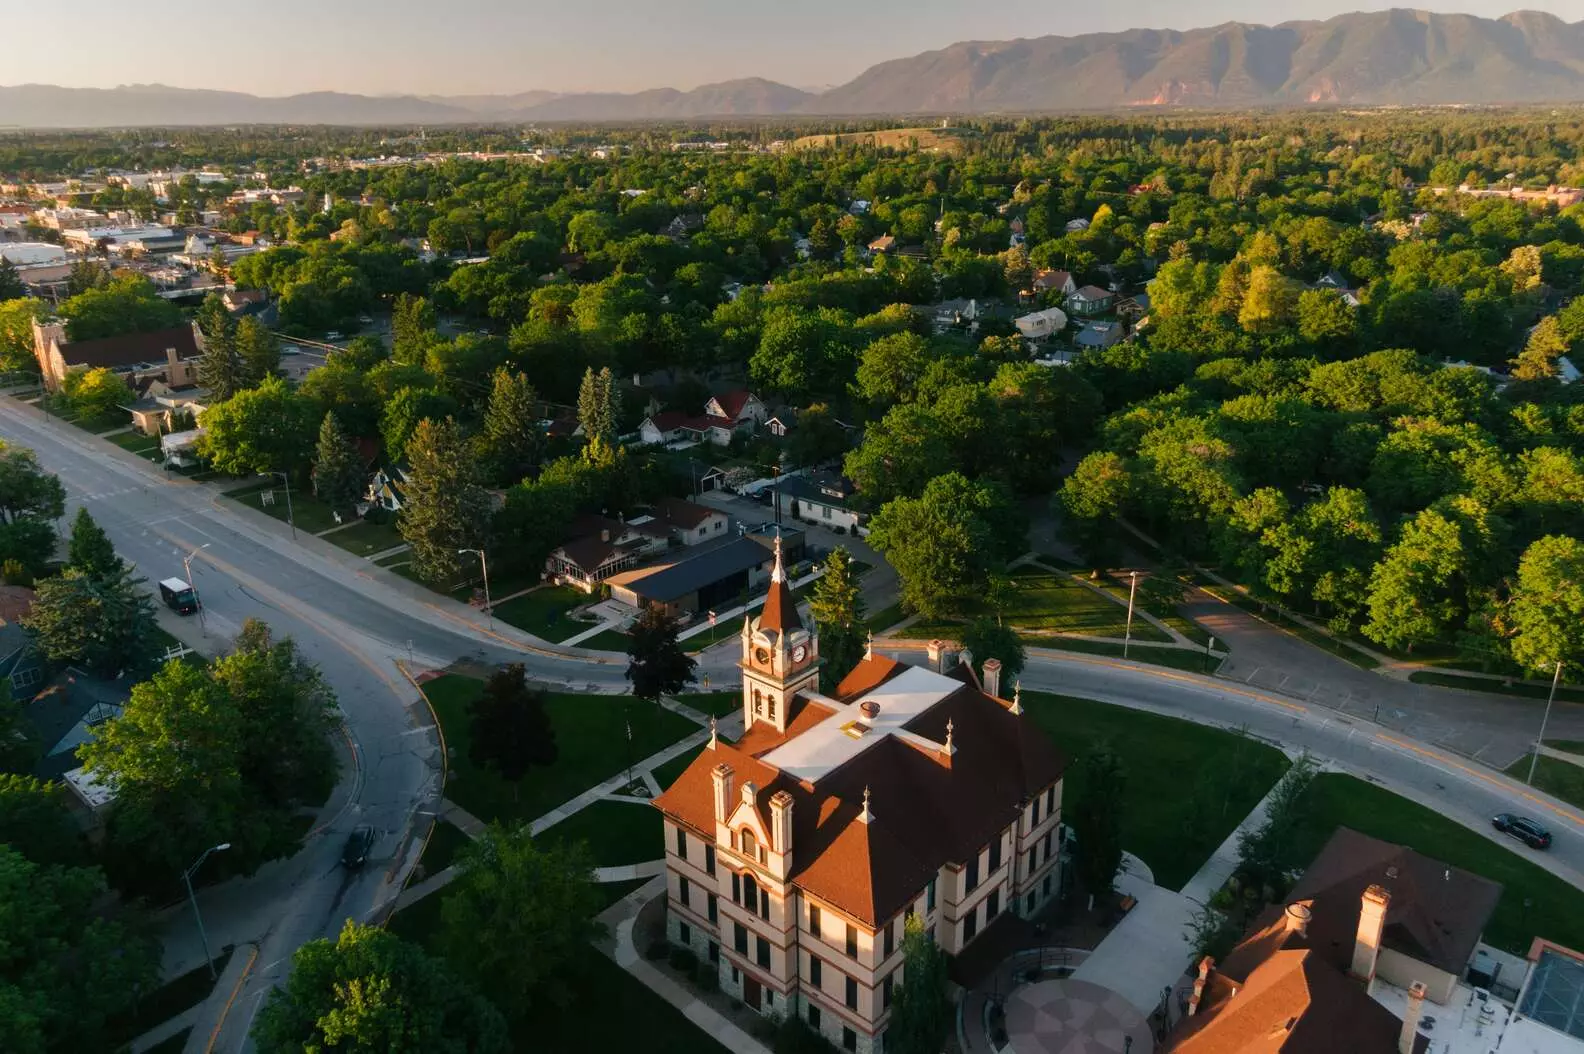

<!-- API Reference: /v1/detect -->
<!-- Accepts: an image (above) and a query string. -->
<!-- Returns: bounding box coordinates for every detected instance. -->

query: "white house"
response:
[704,389,767,428]
[774,473,864,533]
[1015,307,1069,341]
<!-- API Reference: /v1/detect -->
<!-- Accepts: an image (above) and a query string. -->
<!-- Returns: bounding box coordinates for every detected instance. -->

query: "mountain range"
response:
[12,9,1584,127]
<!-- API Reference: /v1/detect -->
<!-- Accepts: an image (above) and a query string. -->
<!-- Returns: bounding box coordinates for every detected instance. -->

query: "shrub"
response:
[669,946,699,974]
[697,962,719,991]
[645,938,670,960]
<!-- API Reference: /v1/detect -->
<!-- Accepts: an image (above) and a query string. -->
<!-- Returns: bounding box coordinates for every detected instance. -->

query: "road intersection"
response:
[3,393,1584,1050]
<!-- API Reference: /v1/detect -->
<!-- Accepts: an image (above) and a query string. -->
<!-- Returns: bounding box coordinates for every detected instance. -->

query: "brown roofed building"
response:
[1164,826,1502,1054]
[32,318,203,392]
[653,541,1068,1053]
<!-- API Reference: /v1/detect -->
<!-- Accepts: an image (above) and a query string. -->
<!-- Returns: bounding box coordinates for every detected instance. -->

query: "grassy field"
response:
[322,519,404,557]
[579,628,633,652]
[1088,570,1216,647]
[792,126,971,153]
[419,819,474,875]
[1024,691,1290,890]
[1283,773,1584,954]
[224,480,340,534]
[1502,754,1584,811]
[108,430,162,461]
[1410,670,1584,703]
[422,674,698,827]
[867,600,908,633]
[902,571,1172,644]
[489,586,593,643]
[679,691,739,718]
[541,800,663,867]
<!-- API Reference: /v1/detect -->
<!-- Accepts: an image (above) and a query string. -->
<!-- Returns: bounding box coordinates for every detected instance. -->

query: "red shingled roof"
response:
[757,539,801,634]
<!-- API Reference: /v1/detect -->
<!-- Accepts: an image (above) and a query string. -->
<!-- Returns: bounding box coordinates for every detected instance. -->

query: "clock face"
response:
[792,644,807,662]
[755,648,770,665]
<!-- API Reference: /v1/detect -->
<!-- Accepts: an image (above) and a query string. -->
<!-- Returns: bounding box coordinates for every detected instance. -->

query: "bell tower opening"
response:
[740,534,819,734]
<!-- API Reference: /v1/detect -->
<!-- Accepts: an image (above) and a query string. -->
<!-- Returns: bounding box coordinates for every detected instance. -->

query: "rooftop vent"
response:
[860,700,880,719]
[1386,866,1398,879]
[840,721,871,739]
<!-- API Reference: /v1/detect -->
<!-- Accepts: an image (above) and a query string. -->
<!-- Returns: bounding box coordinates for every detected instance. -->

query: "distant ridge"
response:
[11,10,1584,127]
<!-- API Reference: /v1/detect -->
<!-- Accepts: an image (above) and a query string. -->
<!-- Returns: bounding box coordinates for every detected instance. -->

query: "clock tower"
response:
[740,535,819,734]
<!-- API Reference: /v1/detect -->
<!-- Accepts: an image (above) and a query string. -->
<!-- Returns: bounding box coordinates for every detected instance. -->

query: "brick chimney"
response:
[1399,982,1427,1054]
[769,790,794,855]
[982,658,1002,698]
[926,639,956,672]
[1187,956,1214,1016]
[1284,902,1312,937]
[1350,884,1391,983]
[711,763,734,823]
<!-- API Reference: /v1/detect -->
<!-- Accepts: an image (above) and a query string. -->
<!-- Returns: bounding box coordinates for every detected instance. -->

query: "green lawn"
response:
[867,600,908,633]
[998,571,1171,641]
[322,519,405,557]
[541,800,664,867]
[1087,570,1216,647]
[1283,773,1584,955]
[225,480,341,535]
[420,819,474,875]
[579,628,633,652]
[1410,670,1584,704]
[1549,740,1584,755]
[1024,691,1289,890]
[108,430,160,454]
[1021,635,1225,674]
[490,586,594,643]
[423,674,699,827]
[678,691,739,718]
[1502,754,1584,811]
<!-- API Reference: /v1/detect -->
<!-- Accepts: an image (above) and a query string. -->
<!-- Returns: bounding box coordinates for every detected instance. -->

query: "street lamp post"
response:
[458,548,492,629]
[1124,570,1139,659]
[1527,661,1565,786]
[182,543,212,634]
[183,842,231,979]
[269,471,296,540]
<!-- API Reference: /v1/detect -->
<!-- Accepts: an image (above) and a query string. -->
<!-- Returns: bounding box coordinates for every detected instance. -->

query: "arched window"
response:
[752,690,763,715]
[741,828,758,860]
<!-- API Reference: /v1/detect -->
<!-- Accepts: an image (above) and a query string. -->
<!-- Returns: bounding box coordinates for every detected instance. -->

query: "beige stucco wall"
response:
[1377,947,1458,1005]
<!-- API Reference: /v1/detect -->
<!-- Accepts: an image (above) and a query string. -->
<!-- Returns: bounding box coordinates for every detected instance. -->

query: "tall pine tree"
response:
[478,367,544,485]
[311,412,365,517]
[66,507,124,581]
[195,293,241,400]
[576,366,618,449]
[237,316,281,386]
[809,546,867,692]
[398,418,490,585]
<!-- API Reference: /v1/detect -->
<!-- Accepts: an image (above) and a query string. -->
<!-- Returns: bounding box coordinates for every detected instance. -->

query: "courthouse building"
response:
[653,539,1069,1053]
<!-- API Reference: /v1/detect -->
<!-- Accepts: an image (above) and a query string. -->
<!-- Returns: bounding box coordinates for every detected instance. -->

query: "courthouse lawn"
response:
[1023,691,1290,891]
[490,586,590,642]
[422,674,698,826]
[541,799,664,867]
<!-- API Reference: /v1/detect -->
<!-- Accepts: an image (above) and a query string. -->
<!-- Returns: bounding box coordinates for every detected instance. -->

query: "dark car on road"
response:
[1492,813,1552,849]
[341,825,375,869]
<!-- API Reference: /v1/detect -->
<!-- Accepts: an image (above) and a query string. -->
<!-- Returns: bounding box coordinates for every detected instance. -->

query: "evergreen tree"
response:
[887,913,951,1054]
[237,315,282,385]
[311,412,365,517]
[478,367,544,485]
[467,663,558,793]
[625,607,697,703]
[809,546,866,692]
[576,365,618,448]
[0,257,23,302]
[195,293,241,400]
[391,293,437,365]
[398,418,490,585]
[66,506,124,581]
[1072,747,1126,900]
[23,566,157,677]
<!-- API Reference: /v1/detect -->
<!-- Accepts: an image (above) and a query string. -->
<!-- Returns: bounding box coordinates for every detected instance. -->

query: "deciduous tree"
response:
[868,473,1026,619]
[466,664,558,791]
[197,376,319,477]
[254,920,507,1054]
[1508,535,1584,675]
[60,365,127,422]
[886,912,951,1054]
[625,606,697,702]
[1072,746,1126,900]
[23,566,156,677]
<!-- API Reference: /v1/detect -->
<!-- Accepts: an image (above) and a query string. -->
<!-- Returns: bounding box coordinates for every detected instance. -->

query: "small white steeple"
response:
[865,629,874,660]
[709,716,718,749]
[859,785,874,824]
[770,533,785,583]
[1011,680,1023,716]
[944,718,957,756]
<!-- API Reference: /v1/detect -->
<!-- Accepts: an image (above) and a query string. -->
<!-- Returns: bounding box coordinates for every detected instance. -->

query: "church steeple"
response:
[758,535,801,633]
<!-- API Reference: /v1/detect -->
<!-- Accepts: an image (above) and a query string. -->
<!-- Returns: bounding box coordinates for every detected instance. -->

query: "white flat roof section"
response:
[760,664,958,782]
[1373,979,1518,1054]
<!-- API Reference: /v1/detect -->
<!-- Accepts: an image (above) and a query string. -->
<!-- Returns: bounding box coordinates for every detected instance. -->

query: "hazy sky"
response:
[11,0,1584,95]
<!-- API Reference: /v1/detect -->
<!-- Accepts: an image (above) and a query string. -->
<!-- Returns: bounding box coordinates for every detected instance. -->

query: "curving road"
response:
[3,395,1584,1049]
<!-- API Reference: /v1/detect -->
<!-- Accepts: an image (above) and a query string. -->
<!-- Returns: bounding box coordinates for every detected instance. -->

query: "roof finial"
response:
[859,785,873,824]
[709,716,718,748]
[944,718,957,756]
[770,532,785,584]
[866,629,874,660]
[1011,680,1023,716]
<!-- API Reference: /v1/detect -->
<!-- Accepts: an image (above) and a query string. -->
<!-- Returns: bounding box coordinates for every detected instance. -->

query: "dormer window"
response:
[741,828,757,858]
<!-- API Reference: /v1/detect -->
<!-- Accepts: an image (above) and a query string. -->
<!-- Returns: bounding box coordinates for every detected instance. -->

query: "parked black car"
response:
[341,825,375,868]
[1492,813,1553,849]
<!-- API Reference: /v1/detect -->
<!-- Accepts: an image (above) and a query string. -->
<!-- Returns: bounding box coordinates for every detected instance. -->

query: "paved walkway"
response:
[1070,869,1195,1019]
[128,1002,202,1054]
[1177,758,1296,905]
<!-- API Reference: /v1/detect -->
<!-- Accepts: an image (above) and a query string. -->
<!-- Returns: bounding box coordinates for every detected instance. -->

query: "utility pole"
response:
[270,471,296,539]
[1124,570,1139,659]
[182,543,211,633]
[459,548,492,629]
[1527,661,1565,787]
[183,843,231,979]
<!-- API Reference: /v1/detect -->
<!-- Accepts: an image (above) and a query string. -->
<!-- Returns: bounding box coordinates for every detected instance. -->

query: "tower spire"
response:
[1011,680,1023,716]
[944,718,957,756]
[709,716,718,748]
[757,532,801,632]
[859,785,874,824]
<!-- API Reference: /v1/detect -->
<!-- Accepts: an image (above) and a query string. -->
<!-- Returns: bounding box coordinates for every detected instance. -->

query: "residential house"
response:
[1014,307,1069,342]
[849,200,872,216]
[640,411,738,449]
[32,318,203,393]
[545,515,671,593]
[1032,269,1077,297]
[706,389,768,430]
[1311,270,1363,308]
[1073,321,1123,350]
[366,465,412,513]
[1066,285,1116,316]
[655,557,1067,1054]
[607,534,789,618]
[122,384,210,436]
[866,235,896,255]
[0,586,44,700]
[222,288,269,316]
[775,473,864,533]
[648,496,731,546]
[25,669,132,782]
[928,298,980,334]
[665,214,705,241]
[1164,826,1503,1053]
[1065,217,1091,233]
[765,412,795,438]
[794,235,813,260]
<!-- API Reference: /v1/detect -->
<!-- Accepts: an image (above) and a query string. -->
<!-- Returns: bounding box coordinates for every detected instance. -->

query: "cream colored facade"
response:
[660,576,1065,1053]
